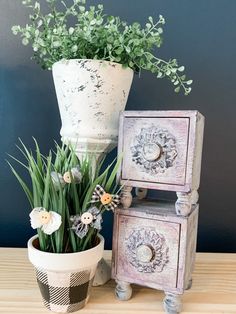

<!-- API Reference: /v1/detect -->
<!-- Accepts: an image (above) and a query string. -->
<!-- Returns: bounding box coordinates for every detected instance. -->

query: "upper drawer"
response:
[118,111,204,192]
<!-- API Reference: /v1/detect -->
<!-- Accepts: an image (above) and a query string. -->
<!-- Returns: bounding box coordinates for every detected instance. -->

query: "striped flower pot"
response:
[28,235,104,313]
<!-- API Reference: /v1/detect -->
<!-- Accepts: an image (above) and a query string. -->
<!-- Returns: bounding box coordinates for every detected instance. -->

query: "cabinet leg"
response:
[163,292,182,314]
[115,280,132,301]
[120,186,133,209]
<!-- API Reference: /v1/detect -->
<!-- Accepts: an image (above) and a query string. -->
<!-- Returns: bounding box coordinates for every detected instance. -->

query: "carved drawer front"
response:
[116,214,180,289]
[118,111,205,192]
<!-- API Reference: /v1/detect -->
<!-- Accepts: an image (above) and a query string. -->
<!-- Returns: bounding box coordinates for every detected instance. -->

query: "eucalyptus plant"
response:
[12,0,192,94]
[8,139,121,253]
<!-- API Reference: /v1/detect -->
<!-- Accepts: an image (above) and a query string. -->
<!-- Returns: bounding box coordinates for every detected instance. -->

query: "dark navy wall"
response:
[1,0,236,252]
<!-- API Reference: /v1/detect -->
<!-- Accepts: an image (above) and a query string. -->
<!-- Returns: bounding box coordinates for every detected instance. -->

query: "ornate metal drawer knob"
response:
[136,245,153,263]
[142,143,162,161]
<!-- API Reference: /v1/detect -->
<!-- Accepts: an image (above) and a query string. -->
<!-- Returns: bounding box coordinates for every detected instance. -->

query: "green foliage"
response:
[8,139,121,253]
[12,0,192,94]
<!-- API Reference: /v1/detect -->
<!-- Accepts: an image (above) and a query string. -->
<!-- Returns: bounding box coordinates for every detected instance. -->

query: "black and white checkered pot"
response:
[28,234,104,313]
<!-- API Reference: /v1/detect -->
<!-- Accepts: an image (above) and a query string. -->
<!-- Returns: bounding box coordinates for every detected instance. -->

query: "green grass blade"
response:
[7,154,29,170]
[33,137,44,173]
[7,161,33,207]
[105,155,122,192]
[43,155,52,209]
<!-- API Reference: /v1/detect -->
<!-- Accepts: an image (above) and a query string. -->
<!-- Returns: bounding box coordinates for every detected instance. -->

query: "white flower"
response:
[29,207,62,235]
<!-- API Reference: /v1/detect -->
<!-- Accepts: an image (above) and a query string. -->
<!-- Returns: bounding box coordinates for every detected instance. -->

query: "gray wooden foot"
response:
[186,278,193,290]
[135,187,148,200]
[163,292,182,314]
[115,280,132,301]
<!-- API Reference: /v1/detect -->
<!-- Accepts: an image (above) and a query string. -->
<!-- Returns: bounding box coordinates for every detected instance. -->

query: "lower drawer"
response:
[115,214,180,290]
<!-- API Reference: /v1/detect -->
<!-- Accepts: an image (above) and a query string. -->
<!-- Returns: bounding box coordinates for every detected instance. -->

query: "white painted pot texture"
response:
[52,59,134,156]
[28,234,104,313]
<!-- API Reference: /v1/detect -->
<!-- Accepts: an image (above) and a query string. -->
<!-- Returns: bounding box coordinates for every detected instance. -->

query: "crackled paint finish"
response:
[52,59,133,156]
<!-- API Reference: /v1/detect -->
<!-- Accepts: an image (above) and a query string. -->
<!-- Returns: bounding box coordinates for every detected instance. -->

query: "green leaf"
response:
[69,27,74,35]
[115,47,123,55]
[12,25,20,35]
[22,38,29,45]
[79,6,85,12]
[166,69,171,76]
[125,46,131,53]
[174,86,180,93]
[178,66,185,72]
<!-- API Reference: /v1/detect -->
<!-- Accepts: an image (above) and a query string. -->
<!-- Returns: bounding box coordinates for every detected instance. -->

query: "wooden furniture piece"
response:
[1,248,236,314]
[112,111,205,313]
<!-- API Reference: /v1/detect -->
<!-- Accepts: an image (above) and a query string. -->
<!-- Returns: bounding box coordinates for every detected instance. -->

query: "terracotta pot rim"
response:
[28,233,104,256]
[28,234,104,255]
[28,234,104,271]
[52,58,133,72]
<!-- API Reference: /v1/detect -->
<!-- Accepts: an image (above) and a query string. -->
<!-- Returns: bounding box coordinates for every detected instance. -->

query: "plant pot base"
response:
[35,267,95,313]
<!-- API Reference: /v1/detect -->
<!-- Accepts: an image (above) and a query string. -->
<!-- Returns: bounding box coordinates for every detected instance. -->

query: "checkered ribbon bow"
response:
[90,185,120,211]
[70,206,102,239]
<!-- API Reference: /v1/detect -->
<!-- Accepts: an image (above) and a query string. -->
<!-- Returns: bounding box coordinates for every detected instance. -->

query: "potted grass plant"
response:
[8,139,121,313]
[12,0,193,158]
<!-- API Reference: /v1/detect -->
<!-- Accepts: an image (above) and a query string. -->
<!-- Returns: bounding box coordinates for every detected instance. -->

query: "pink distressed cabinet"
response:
[112,111,205,314]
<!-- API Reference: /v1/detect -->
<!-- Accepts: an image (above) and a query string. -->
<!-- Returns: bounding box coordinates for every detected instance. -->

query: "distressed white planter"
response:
[28,234,104,313]
[52,59,134,158]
